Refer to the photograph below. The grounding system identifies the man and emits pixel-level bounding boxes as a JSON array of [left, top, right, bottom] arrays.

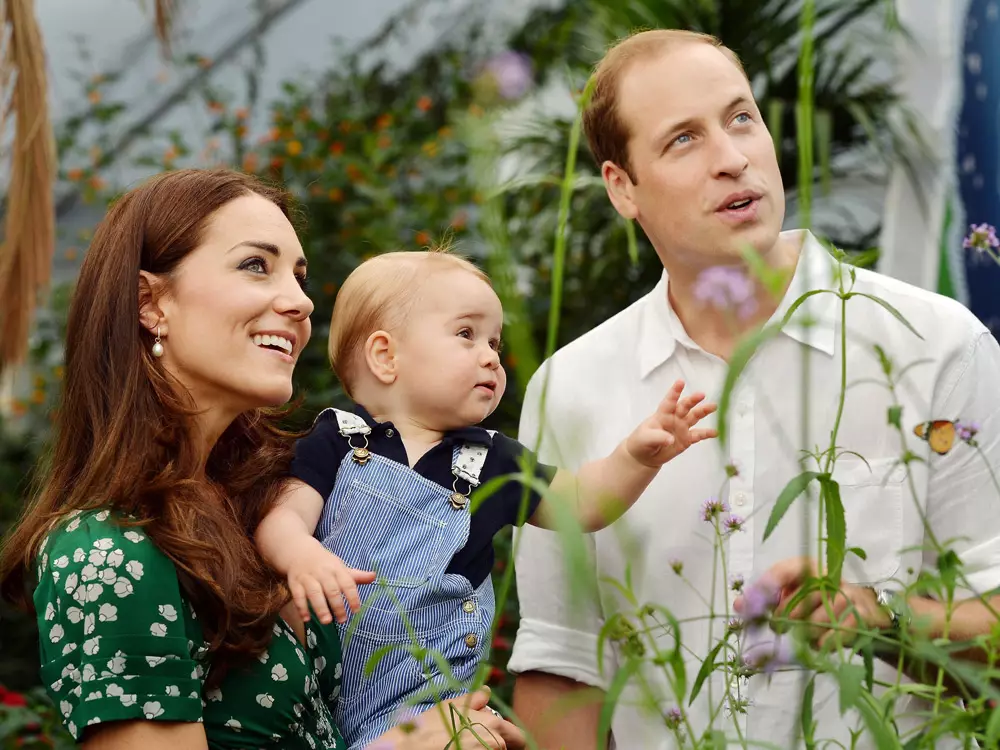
[[507, 28, 1000, 749]]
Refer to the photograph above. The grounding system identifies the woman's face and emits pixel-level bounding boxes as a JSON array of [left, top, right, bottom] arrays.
[[150, 193, 313, 420]]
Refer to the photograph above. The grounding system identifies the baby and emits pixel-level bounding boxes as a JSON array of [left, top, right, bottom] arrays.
[[256, 248, 717, 748]]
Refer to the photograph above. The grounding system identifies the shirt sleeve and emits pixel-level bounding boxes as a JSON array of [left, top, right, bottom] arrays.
[[290, 410, 348, 501], [33, 511, 204, 741], [506, 363, 614, 690], [924, 330, 1000, 596], [490, 431, 557, 527]]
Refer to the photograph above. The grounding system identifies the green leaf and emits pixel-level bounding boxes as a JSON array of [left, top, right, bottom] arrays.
[[800, 674, 817, 746], [764, 471, 823, 541], [835, 662, 866, 715], [688, 640, 724, 706], [821, 476, 846, 584], [717, 322, 784, 448], [847, 546, 868, 561], [855, 693, 901, 749], [887, 405, 902, 429], [597, 658, 640, 744], [848, 293, 924, 340], [985, 702, 1000, 748]]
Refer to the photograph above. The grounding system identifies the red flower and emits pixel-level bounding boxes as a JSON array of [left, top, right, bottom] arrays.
[[492, 635, 511, 651], [487, 667, 505, 684], [0, 686, 28, 707]]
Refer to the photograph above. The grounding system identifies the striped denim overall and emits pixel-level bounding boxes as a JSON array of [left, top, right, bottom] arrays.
[[315, 409, 496, 750]]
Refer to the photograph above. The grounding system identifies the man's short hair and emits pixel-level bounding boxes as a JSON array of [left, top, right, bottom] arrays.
[[582, 29, 748, 183]]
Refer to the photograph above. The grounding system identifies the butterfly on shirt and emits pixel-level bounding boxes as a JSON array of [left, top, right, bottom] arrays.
[[913, 420, 959, 455]]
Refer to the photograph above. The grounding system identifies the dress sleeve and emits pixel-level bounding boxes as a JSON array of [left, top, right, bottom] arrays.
[[33, 510, 204, 741]]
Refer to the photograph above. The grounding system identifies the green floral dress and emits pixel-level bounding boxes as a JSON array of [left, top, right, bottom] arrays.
[[33, 509, 346, 749]]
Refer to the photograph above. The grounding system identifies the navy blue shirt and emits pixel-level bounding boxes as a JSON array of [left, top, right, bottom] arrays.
[[290, 406, 557, 588]]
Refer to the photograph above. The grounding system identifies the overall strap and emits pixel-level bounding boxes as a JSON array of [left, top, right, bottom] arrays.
[[325, 407, 371, 436], [451, 430, 495, 488]]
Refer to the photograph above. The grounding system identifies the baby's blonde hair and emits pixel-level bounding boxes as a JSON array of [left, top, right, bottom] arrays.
[[328, 245, 492, 398]]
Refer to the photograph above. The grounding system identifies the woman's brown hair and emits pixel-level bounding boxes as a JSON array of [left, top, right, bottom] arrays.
[[0, 168, 298, 686]]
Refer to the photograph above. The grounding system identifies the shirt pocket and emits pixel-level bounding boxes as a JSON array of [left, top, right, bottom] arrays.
[[831, 456, 905, 585], [322, 477, 446, 589]]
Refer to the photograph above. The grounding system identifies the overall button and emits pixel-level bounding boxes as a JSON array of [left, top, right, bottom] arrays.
[[462, 600, 476, 613], [735, 493, 746, 507], [385, 428, 395, 438], [464, 633, 479, 648]]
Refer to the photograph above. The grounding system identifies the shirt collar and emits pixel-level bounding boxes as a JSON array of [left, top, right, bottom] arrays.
[[637, 229, 838, 379], [352, 404, 494, 447]]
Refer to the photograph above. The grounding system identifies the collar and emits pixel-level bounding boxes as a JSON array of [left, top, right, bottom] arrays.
[[637, 229, 838, 379], [352, 404, 494, 447]]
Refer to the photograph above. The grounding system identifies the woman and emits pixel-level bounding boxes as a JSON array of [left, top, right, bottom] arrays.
[[0, 168, 524, 750]]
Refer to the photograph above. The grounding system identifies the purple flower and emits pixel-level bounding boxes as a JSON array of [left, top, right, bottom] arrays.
[[730, 574, 745, 592], [737, 575, 781, 623], [665, 706, 684, 729], [742, 628, 797, 674], [963, 223, 1000, 254], [956, 420, 981, 442], [723, 514, 745, 535], [701, 497, 730, 522], [727, 617, 744, 634], [484, 51, 533, 100], [693, 266, 757, 319]]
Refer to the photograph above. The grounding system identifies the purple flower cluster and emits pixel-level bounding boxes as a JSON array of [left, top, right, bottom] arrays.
[[701, 497, 730, 522], [742, 630, 796, 674], [693, 266, 758, 320], [483, 51, 534, 100], [665, 706, 684, 729], [956, 420, 981, 442], [963, 223, 1000, 254]]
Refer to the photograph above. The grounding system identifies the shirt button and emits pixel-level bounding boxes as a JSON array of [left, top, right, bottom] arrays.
[[385, 428, 395, 438], [735, 493, 746, 507], [462, 600, 476, 613], [464, 633, 478, 648]]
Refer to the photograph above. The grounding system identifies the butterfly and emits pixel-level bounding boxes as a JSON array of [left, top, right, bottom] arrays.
[[913, 420, 957, 455]]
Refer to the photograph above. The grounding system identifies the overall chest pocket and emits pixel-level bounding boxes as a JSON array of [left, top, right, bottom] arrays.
[[322, 477, 448, 589], [831, 457, 905, 585]]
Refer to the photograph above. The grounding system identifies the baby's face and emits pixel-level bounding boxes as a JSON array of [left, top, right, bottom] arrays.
[[392, 268, 506, 430]]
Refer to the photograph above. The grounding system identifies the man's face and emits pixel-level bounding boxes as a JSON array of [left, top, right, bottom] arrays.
[[605, 42, 786, 269]]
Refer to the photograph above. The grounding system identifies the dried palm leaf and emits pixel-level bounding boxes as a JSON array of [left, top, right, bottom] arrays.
[[0, 0, 55, 372]]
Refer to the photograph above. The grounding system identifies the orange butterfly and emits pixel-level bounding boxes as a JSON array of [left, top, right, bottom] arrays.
[[913, 420, 957, 455]]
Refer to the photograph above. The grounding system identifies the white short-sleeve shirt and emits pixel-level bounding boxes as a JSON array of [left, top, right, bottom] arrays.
[[508, 230, 1000, 749]]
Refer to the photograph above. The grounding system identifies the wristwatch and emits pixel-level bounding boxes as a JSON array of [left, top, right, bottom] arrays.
[[871, 587, 906, 632]]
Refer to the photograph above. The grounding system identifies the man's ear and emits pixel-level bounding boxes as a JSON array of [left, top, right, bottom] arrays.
[[363, 330, 397, 385], [138, 270, 167, 335], [602, 160, 639, 221]]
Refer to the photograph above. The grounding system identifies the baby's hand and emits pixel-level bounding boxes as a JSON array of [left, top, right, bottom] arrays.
[[625, 379, 718, 467], [287, 539, 376, 625]]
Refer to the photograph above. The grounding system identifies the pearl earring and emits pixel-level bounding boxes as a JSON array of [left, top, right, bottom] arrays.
[[152, 327, 164, 358]]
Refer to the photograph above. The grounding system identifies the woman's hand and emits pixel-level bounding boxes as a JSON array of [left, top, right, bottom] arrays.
[[370, 687, 526, 749]]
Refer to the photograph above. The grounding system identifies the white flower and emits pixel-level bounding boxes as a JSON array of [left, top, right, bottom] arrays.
[[120, 694, 137, 707], [114, 578, 133, 598], [72, 586, 87, 605], [329, 684, 340, 701], [44, 602, 56, 621], [60, 700, 72, 717], [65, 518, 81, 533], [50, 678, 63, 692], [256, 693, 274, 708], [272, 623, 283, 637], [93, 538, 114, 551], [99, 603, 117, 622], [53, 555, 69, 569], [83, 613, 95, 636], [52, 571, 60, 584], [306, 734, 316, 749], [225, 718, 242, 731], [66, 606, 83, 624], [80, 563, 99, 581], [40, 552, 49, 571], [106, 549, 124, 567], [107, 655, 126, 674], [306, 630, 317, 649], [206, 687, 223, 702], [64, 572, 79, 595], [123, 531, 145, 543], [62, 643, 78, 656], [256, 650, 269, 664], [334, 662, 341, 680], [296, 649, 305, 665], [86, 717, 100, 726], [270, 664, 288, 682], [294, 702, 304, 716], [72, 548, 85, 563], [83, 636, 101, 655], [88, 549, 107, 567], [49, 624, 65, 643], [314, 656, 327, 673], [94, 510, 110, 522], [84, 583, 103, 603], [158, 604, 177, 622], [99, 568, 117, 585], [105, 683, 123, 698], [146, 656, 166, 668], [60, 662, 77, 679], [150, 622, 168, 637], [86, 691, 102, 701], [143, 701, 164, 719], [165, 685, 180, 697], [67, 721, 78, 737], [126, 560, 144, 580], [82, 664, 96, 682]]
